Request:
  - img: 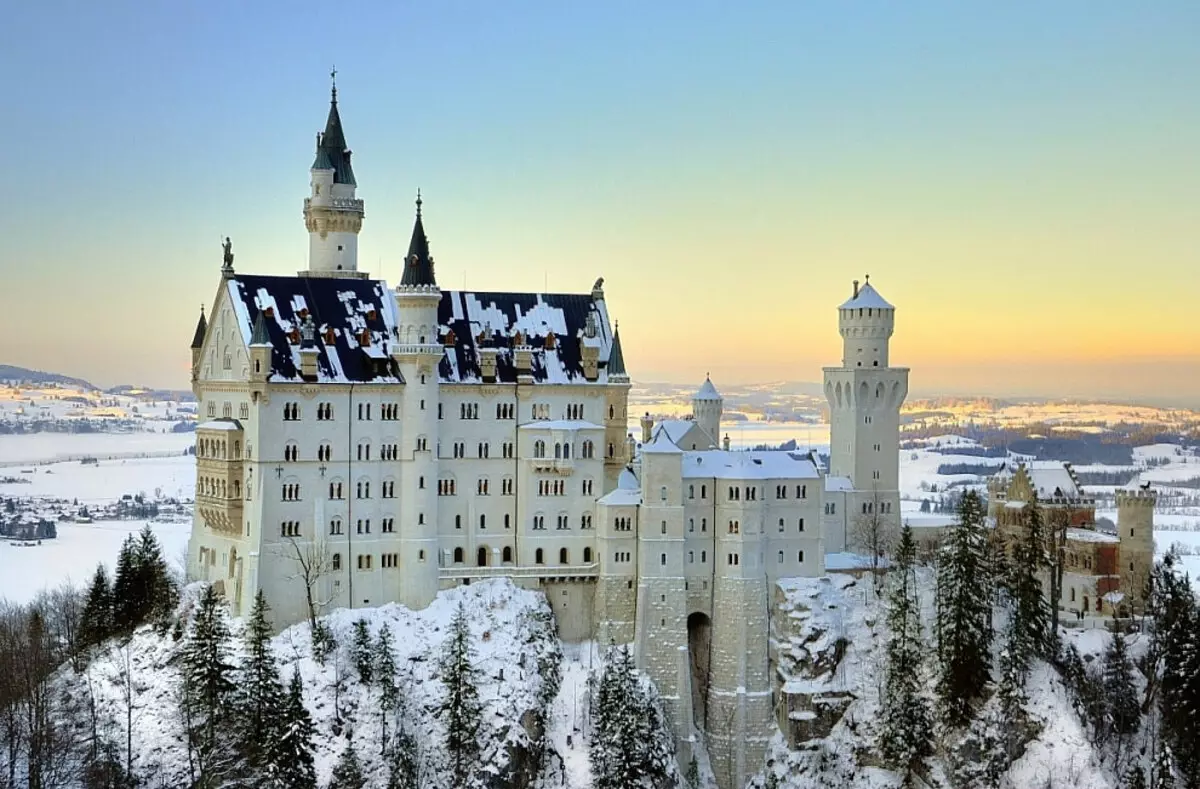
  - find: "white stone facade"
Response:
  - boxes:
[186,87,909,789]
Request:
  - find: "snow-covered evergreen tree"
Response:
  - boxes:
[373,623,400,755]
[438,602,481,788]
[80,563,114,649]
[269,666,317,789]
[1101,632,1140,740]
[236,590,285,780]
[1152,740,1176,789]
[386,722,419,789]
[112,527,175,634]
[1147,552,1200,783]
[181,584,240,787]
[111,536,139,634]
[351,619,373,685]
[935,489,993,727]
[1007,503,1052,675]
[878,523,933,780]
[327,739,366,789]
[590,645,675,789]
[1125,763,1148,789]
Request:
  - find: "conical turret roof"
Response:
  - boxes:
[311,83,356,186]
[250,310,271,346]
[608,326,627,377]
[190,308,207,350]
[694,375,721,401]
[399,192,437,287]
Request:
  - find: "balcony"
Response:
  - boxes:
[304,197,364,213]
[531,457,574,474]
[440,563,599,582]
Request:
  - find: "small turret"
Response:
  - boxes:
[249,310,272,383]
[304,72,365,277]
[298,315,319,382]
[837,274,896,368]
[692,375,723,448]
[399,190,437,289]
[1116,480,1157,612]
[607,323,629,382]
[640,412,654,444]
[190,306,207,380]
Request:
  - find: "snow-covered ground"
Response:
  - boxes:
[65,578,583,788]
[0,430,193,465]
[1,520,189,604]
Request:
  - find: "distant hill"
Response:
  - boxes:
[0,364,97,390]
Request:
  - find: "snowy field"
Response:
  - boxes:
[1,520,189,604]
[0,430,195,604]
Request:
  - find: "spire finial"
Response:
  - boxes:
[865,273,870,284]
[416,188,422,218]
[330,66,337,101]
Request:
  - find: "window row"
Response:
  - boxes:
[532,440,595,459]
[448,545,594,566]
[197,438,242,460]
[198,476,241,499]
[774,484,808,499]
[861,501,893,515]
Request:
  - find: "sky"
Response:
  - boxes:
[1,2,1197,401]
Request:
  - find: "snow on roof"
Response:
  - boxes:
[1066,527,1119,545]
[196,419,243,431]
[617,467,640,490]
[682,450,819,480]
[838,281,894,310]
[652,419,710,448]
[824,475,853,492]
[598,488,642,507]
[642,430,684,455]
[437,289,616,385]
[1025,462,1081,498]
[227,275,402,384]
[694,376,721,401]
[517,419,604,431]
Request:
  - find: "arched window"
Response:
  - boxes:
[534,440,546,458]
[559,547,569,564]
[554,443,562,459]
[583,547,592,563]
[535,548,544,565]
[503,546,513,563]
[453,547,464,564]
[332,553,342,570]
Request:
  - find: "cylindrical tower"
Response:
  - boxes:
[692,376,723,449]
[303,79,365,278]
[391,195,442,610]
[838,277,895,369]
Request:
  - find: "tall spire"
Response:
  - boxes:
[608,323,628,378]
[400,190,437,287]
[250,310,271,346]
[190,306,207,349]
[312,71,355,186]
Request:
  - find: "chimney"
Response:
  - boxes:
[514,333,533,383]
[723,433,731,451]
[640,412,654,444]
[852,279,860,299]
[480,347,497,382]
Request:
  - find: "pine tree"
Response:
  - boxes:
[135,524,175,624]
[589,645,675,789]
[351,618,373,685]
[80,563,114,649]
[1152,740,1176,789]
[439,602,481,788]
[182,584,240,788]
[328,739,366,789]
[386,722,419,789]
[111,535,140,633]
[1147,552,1200,783]
[935,489,993,727]
[373,624,399,754]
[878,523,933,779]
[1007,503,1052,676]
[269,667,317,789]
[237,590,286,780]
[1101,632,1140,738]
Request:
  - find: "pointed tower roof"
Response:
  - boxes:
[190,307,207,349]
[311,75,356,186]
[607,324,627,377]
[399,191,437,287]
[694,374,722,402]
[838,276,893,310]
[250,310,272,346]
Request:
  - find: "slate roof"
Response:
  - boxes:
[312,87,356,186]
[227,275,401,383]
[608,327,628,377]
[437,289,618,385]
[190,309,208,349]
[399,195,436,287]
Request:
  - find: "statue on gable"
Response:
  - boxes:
[222,237,234,269]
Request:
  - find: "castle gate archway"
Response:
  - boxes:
[688,612,712,731]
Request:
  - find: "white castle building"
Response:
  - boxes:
[186,83,908,789]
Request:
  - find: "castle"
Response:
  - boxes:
[987,461,1155,616]
[186,83,908,788]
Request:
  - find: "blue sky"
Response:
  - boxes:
[1,2,1198,396]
